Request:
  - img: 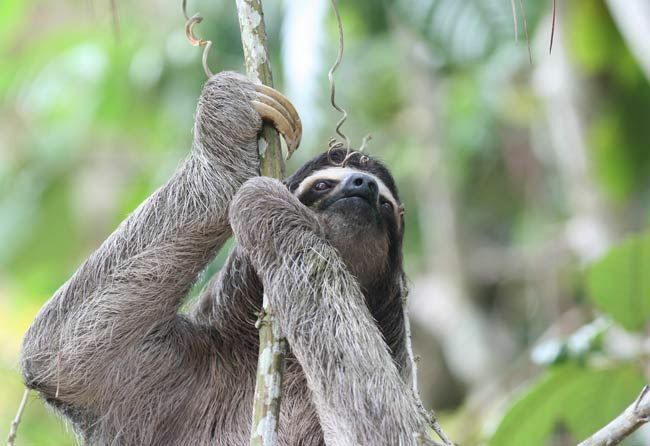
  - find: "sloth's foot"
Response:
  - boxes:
[252,84,302,157]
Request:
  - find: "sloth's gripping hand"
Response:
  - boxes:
[230,178,430,446]
[195,72,301,166]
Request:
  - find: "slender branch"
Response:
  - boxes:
[236,0,285,178]
[510,0,518,41]
[402,280,454,446]
[327,0,351,152]
[578,385,650,446]
[549,0,556,54]
[7,388,30,446]
[234,2,287,445]
[517,0,532,64]
[414,432,445,446]
[249,295,287,446]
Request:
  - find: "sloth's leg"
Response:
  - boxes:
[189,245,263,351]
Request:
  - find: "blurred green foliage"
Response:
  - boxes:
[568,1,650,202]
[491,365,646,445]
[586,231,650,332]
[492,224,650,444]
[2,0,650,445]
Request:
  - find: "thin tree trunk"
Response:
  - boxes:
[234,2,287,445]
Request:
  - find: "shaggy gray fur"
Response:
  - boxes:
[20,72,429,445]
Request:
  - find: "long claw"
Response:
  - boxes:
[254,93,294,137]
[255,85,302,135]
[253,85,302,158]
[252,100,299,155]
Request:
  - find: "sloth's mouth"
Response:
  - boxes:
[318,193,381,221]
[336,194,378,210]
[328,195,382,225]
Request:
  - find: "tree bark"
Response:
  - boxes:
[234,2,287,445]
[578,386,650,446]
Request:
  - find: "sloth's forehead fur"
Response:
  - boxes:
[285,149,401,205]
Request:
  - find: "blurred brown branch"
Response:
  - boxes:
[578,385,650,446]
[7,389,30,446]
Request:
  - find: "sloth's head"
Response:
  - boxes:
[286,149,404,293]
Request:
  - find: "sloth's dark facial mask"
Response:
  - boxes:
[293,166,401,290]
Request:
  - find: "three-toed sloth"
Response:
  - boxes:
[20,72,430,445]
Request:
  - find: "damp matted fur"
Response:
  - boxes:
[20,72,430,445]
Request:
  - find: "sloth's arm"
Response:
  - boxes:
[20,72,285,406]
[230,177,429,446]
[189,245,263,350]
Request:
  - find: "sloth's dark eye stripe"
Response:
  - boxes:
[293,167,402,228]
[297,179,338,207]
[298,186,325,207]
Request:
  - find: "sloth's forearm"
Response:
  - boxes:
[72,150,256,317]
[189,245,262,347]
[34,125,259,327]
[20,149,257,397]
[230,177,429,444]
[266,245,428,445]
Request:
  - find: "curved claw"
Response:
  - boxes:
[253,85,302,158]
[252,101,299,156]
[255,85,302,136]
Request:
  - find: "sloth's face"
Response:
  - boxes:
[293,166,402,290]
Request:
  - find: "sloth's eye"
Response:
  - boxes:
[381,199,393,211]
[313,181,331,192]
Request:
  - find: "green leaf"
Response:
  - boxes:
[490,364,645,446]
[585,232,650,331]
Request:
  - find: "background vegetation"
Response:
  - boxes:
[1,0,649,444]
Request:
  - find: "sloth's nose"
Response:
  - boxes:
[341,173,379,203]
